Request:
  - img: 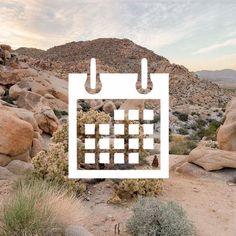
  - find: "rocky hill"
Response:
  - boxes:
[16,38,230,107]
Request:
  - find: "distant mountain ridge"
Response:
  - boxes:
[15,38,232,106]
[196,69,236,83]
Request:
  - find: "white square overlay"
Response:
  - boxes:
[69,72,169,178]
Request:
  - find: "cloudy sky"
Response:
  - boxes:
[0,0,236,71]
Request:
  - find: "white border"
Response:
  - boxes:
[69,73,169,179]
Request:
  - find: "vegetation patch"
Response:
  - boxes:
[127,197,195,236]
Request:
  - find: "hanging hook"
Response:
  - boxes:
[85,58,101,94]
[141,58,148,90]
[136,58,153,93]
[90,58,97,90]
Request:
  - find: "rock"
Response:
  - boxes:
[152,155,159,168]
[0,44,12,51]
[17,91,49,111]
[0,109,34,156]
[0,86,5,96]
[31,138,43,157]
[217,97,236,151]
[10,107,40,132]
[65,225,94,236]
[6,160,33,175]
[0,68,37,85]
[32,73,68,103]
[188,147,236,171]
[0,154,11,167]
[89,99,104,110]
[0,166,14,180]
[44,93,55,99]
[9,80,32,99]
[103,101,116,114]
[175,162,206,178]
[119,99,145,117]
[11,151,31,162]
[17,89,67,112]
[34,106,59,135]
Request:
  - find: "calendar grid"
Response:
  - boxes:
[81,109,155,166]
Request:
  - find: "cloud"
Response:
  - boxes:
[193,38,236,54]
[0,0,236,70]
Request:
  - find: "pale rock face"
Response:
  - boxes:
[6,160,33,175]
[89,99,104,110]
[31,138,43,157]
[0,109,34,156]
[188,146,236,171]
[217,97,236,151]
[34,106,59,135]
[17,91,49,111]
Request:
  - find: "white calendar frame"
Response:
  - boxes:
[68,72,169,179]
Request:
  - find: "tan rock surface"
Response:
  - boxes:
[0,109,34,156]
[0,154,11,167]
[34,106,59,135]
[188,146,236,171]
[217,97,236,151]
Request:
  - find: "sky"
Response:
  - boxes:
[0,0,236,71]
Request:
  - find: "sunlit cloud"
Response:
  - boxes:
[193,38,236,54]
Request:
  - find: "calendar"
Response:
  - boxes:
[69,59,169,179]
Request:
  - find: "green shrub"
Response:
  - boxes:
[112,179,163,201]
[1,180,57,236]
[173,111,188,122]
[170,141,197,155]
[177,128,189,135]
[32,124,85,194]
[197,119,222,140]
[127,197,195,236]
[1,176,83,236]
[53,109,68,119]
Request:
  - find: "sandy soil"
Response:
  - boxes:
[80,156,236,236]
[0,157,235,236]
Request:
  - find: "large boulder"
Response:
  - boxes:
[17,91,48,111]
[10,80,68,111]
[188,146,236,171]
[0,109,34,156]
[0,68,37,85]
[217,97,236,151]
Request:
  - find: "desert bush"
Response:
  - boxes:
[177,127,189,135]
[113,179,163,200]
[197,119,222,140]
[0,180,56,236]
[173,111,188,122]
[170,141,197,155]
[127,197,195,236]
[0,177,85,236]
[53,109,68,119]
[32,124,85,194]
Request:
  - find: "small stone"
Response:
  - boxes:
[0,166,14,180]
[0,86,5,96]
[103,101,116,114]
[65,225,94,236]
[0,154,11,167]
[6,160,33,175]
